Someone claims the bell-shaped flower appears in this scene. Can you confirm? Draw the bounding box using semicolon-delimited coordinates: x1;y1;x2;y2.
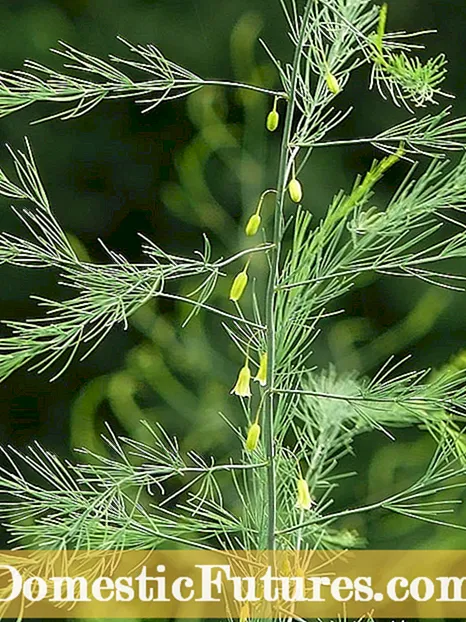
254;352;267;386
296;477;313;510
231;362;252;397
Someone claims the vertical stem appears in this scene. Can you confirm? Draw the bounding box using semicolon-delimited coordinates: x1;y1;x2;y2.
264;0;314;551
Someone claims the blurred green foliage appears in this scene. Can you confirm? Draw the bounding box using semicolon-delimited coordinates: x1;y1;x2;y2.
1;0;466;578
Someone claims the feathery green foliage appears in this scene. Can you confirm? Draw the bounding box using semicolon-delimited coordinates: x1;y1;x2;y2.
0;1;466;620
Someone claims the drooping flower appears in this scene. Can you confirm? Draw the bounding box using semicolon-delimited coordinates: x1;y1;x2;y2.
254;352;267;386
229;266;249;302
296;478;313;510
240;602;250;622
266;98;280;132
245;422;261;451
245;213;261;237
281;555;293;577
231;362;252;397
288;178;303;203
326;72;340;95
266;109;279;132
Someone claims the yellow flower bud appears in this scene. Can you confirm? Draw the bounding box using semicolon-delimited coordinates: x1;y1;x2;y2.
229;267;248;302
240;602;250;622
288;178;303;203
245;213;261;237
231;363;252;398
296;478;312;510
254;352;267;386
281;555;293;577
326;72;340;95
245;422;261;451
266;109;279;132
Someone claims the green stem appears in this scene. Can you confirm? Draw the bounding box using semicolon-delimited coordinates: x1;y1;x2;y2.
278;499;385;536
264;0;314;551
200;80;286;98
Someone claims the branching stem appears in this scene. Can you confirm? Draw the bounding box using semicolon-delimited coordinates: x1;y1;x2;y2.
271;387;457;407
159;292;265;329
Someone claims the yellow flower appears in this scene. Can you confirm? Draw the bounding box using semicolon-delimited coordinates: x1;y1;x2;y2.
281;555;293;577
245;422;261;451
296;566;306;579
231;363;252;397
229;267;249;302
245;213;261;237
288;178;303;203
240;602;250;622
296;478;312;510
266;108;279;132
254;353;267;386
325;72;340;95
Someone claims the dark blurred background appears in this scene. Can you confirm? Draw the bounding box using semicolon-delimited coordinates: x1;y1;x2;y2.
0;0;465;555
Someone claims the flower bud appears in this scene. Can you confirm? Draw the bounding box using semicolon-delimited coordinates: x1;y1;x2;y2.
245;213;261;237
266;108;279;132
229;267;248;302
245;422;261;451
231;363;252;398
281;555;293;577
296;477;312;510
326;72;340;95
288;178;303;203
254;353;267;386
